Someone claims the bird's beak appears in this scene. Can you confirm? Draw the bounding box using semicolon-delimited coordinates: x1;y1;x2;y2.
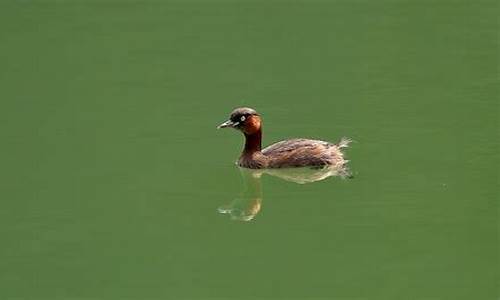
217;120;239;129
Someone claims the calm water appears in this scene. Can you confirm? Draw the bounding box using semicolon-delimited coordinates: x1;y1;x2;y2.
0;1;498;299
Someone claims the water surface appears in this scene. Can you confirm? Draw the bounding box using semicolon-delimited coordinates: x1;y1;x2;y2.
0;1;497;299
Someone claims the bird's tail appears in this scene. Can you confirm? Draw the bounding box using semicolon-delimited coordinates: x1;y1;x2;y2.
337;137;352;149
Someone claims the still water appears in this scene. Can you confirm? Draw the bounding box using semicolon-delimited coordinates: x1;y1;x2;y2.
0;1;497;299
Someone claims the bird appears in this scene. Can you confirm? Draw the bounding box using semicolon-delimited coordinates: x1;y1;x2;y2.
217;107;351;169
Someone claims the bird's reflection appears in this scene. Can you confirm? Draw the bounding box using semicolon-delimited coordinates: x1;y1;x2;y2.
218;165;350;221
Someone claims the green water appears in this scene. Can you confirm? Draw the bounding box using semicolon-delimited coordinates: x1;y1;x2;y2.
1;1;498;299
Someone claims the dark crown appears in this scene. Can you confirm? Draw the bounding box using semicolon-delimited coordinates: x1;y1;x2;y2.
230;107;259;122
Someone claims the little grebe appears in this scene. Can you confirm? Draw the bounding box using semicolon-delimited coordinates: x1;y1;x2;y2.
217;107;351;169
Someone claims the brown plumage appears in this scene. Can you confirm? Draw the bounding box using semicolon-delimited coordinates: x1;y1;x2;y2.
217;107;351;169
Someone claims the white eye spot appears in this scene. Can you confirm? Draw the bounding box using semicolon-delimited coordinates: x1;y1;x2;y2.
240;116;246;122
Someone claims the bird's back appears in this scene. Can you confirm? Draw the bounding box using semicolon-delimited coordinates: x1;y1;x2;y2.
262;138;348;168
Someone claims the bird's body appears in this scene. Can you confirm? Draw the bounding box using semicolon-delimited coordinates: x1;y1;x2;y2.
239;138;350;169
218;107;350;169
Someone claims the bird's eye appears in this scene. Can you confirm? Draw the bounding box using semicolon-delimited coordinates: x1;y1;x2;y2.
240;116;246;122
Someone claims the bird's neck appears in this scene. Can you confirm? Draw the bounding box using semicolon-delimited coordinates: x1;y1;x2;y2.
243;129;262;155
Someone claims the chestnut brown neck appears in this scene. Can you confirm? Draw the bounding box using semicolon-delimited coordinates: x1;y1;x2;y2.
243;129;262;155
240;115;263;156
